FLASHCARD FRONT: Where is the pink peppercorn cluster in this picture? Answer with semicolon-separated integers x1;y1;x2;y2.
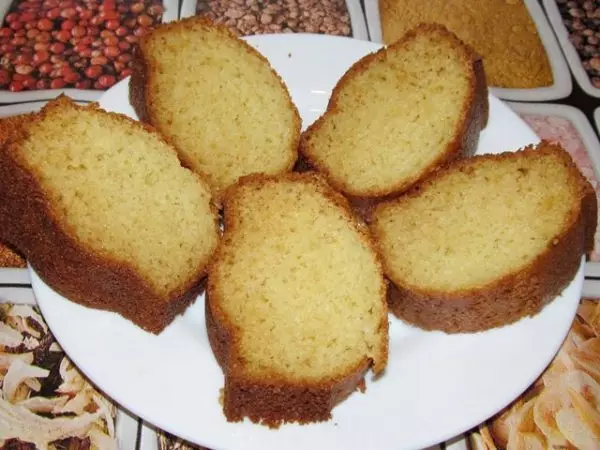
0;0;164;92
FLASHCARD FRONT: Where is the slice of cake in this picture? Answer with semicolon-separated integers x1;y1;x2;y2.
299;23;488;213
129;16;301;201
0;96;220;334
370;142;597;333
206;173;388;427
0;113;34;140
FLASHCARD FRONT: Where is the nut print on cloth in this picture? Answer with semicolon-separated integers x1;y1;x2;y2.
0;304;118;449
195;0;352;36
558;0;600;88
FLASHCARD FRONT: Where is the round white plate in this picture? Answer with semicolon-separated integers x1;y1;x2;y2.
33;34;582;450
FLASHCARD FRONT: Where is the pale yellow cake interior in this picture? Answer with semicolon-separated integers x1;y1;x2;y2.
19;100;219;297
142;22;298;195
374;153;579;291
304;29;472;196
212;178;386;380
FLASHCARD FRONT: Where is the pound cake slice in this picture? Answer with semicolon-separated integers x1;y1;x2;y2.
0;96;220;334
130;16;301;201
0;113;32;268
300;23;488;211
206;173;388;427
370;142;597;333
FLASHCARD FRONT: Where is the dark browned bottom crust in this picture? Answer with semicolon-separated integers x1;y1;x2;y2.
0;141;205;335
387;183;596;333
205;292;370;428
129;45;151;124
27;250;204;335
32;266;206;335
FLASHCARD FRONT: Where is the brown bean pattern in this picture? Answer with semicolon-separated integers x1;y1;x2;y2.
195;0;351;37
0;0;164;92
558;0;600;88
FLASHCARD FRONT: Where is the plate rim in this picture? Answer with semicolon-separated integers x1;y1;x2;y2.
32;33;582;450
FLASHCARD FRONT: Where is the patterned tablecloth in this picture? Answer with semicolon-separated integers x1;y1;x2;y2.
0;1;599;449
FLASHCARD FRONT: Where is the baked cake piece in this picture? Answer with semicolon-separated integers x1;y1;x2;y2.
0;113;33;268
370;141;597;333
300;23;488;213
130;16;301;201
379;0;553;88
206;173;388;427
0;96;220;334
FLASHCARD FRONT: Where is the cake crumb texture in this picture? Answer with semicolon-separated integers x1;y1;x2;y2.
130;16;301;200
300;23;488;200
379;0;553;88
0;96;220;333
371;141;597;333
207;172;388;426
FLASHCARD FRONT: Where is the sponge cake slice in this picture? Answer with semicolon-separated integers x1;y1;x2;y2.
206;172;388;426
0;96;220;333
300;23;488;206
130;16;301;201
371;142;597;333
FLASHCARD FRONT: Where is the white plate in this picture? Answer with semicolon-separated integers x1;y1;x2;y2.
544;0;600;98
364;0;572;101
180;0;369;41
33;34;582;450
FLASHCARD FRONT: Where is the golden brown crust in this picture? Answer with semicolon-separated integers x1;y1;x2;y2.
0;113;35;145
0;97;212;334
129;44;151;124
387;220;582;333
299;23;489;205
206;172;388;426
581;179;598;256
0;113;33;269
205;290;372;427
129;16;301;202
374;142;597;333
